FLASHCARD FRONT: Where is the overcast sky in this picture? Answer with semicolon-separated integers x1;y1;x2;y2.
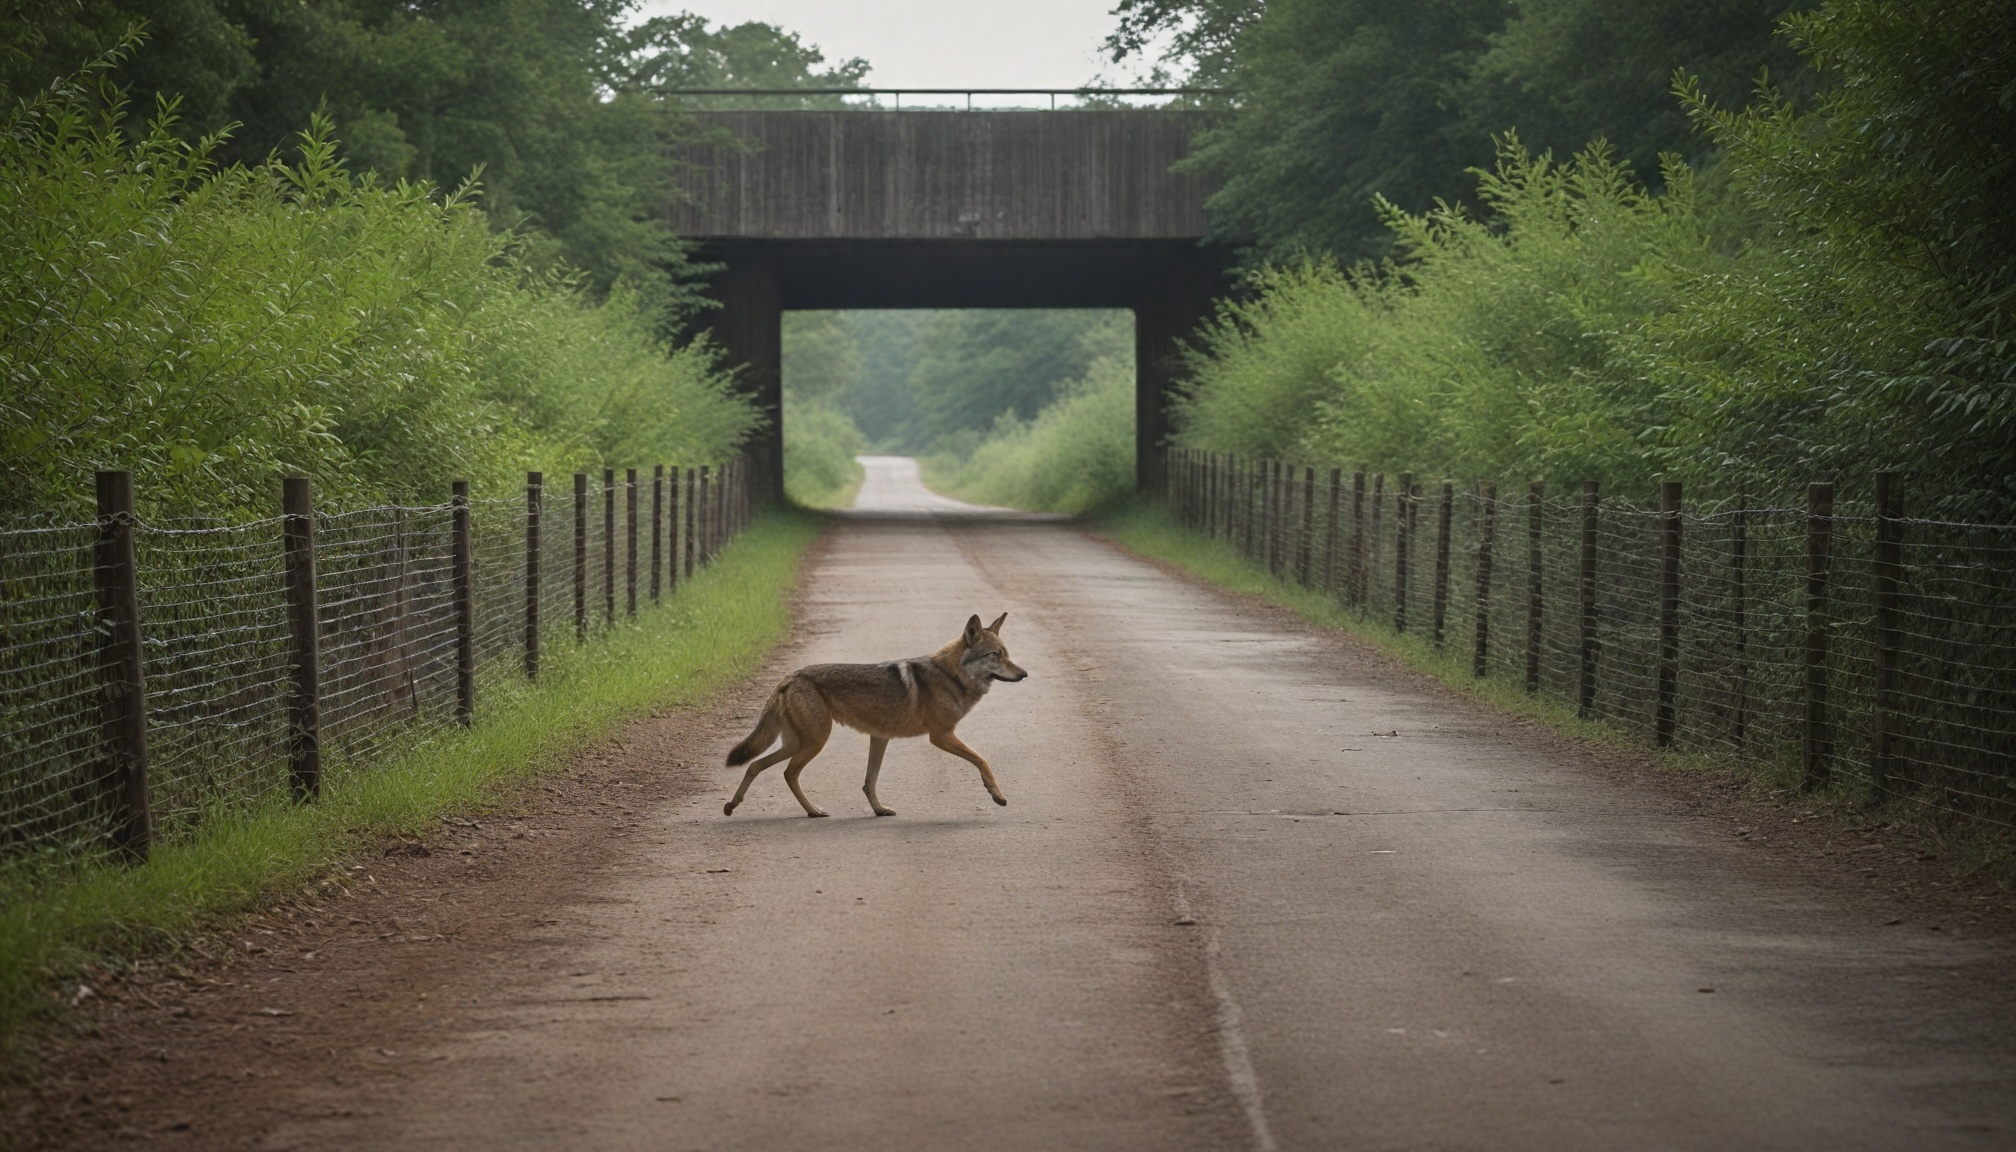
633;1;1153;92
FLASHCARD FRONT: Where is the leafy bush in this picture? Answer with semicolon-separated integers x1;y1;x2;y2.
1175;0;2016;516
926;335;1137;515
0;63;757;519
782;396;866;508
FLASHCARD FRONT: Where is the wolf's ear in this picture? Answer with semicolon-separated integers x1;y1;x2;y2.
964;614;984;645
987;612;1008;633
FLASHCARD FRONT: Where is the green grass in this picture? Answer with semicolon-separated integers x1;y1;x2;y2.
0;508;819;1071
1097;499;2016;883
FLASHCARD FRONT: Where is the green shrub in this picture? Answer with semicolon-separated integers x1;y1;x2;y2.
0;63;757;519
925;347;1136;514
782;395;866;508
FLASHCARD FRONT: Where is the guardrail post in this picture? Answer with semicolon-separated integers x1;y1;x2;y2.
282;476;321;800
1578;481;1599;717
1803;482;1835;790
1472;481;1497;677
93;470;152;858
651;465;664;603
1872;470;1903;796
1395;473;1413;631
1525;481;1543;693
451;479;474;727
625;467;639;618
1656;481;1682;747
525;472;541;679
1432;480;1454;647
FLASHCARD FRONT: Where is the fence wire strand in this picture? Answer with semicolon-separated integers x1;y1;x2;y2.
1;460;752;871
1165;450;2016;830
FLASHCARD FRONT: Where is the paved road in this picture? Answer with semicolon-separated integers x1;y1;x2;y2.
279;456;2016;1150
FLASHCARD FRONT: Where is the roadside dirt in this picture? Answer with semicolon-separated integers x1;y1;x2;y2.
6;684;764;1151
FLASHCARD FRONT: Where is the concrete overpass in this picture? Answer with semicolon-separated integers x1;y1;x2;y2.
665;107;1232;498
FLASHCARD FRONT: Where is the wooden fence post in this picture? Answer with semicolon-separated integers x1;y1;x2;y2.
1656;481;1682;747
1472;481;1497;677
698;465;712;565
1732;500;1748;750
668;465;683;591
625;468;638;618
1325;468;1343;595
1368;474;1385;608
1578;481;1600;718
1872;470;1903;796
1350;471;1366;607
451;479;474;727
1432;480;1453;647
651;465;663;604
602;468;615;627
1803;482;1835;790
1525;481;1543;693
1265;462;1281;577
684;467;697;579
282;476;321;800
1298;466;1315;585
1394;473;1413;632
572;473;587;642
93;470;151;857
525;472;541;680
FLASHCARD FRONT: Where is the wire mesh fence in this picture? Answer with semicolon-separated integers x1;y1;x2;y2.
1163;449;2016;830
0;458;755;875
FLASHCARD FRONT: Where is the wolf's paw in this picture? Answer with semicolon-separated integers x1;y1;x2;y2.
722;800;738;816
992;794;1008;807
806;809;830;818
873;807;896;817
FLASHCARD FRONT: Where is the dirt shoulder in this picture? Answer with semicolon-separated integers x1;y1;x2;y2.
4;656;780;1151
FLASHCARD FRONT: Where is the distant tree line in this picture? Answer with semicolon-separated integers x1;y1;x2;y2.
1;0;867;329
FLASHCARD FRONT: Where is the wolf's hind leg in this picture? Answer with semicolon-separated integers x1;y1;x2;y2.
780;708;834;817
724;745;792;816
929;731;1007;807
862;736;894;816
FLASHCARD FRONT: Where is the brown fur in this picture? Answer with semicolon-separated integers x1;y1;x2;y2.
723;613;1027;817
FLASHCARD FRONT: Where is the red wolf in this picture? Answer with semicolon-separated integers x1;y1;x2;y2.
724;613;1028;817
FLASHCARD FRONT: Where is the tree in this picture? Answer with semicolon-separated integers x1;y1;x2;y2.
0;3;869;325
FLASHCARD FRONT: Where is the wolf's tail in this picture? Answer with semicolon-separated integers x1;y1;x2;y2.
725;682;787;766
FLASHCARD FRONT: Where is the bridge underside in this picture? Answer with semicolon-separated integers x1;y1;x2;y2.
704;238;1231;501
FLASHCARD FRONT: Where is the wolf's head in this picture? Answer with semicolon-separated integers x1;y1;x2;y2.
960;612;1028;684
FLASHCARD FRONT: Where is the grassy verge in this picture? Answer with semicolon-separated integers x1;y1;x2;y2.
0;509;819;1070
1096;499;2016;882
790;459;864;510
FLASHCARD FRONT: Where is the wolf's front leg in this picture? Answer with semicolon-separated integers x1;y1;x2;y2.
929;731;1007;806
862;736;895;816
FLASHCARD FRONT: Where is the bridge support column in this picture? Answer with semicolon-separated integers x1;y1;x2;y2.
709;253;783;502
1135;275;1220;494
